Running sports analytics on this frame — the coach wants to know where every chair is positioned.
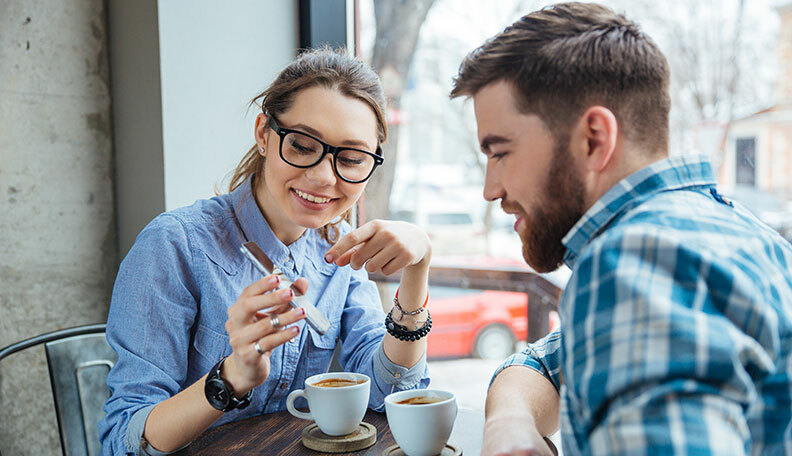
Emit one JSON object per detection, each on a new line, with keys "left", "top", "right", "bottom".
{"left": 0, "top": 323, "right": 116, "bottom": 456}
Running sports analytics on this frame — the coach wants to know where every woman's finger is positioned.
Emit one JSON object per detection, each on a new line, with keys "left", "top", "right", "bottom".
{"left": 231, "top": 287, "right": 293, "bottom": 322}
{"left": 247, "top": 307, "right": 306, "bottom": 343}
{"left": 350, "top": 238, "right": 387, "bottom": 270}
{"left": 380, "top": 252, "right": 412, "bottom": 276}
{"left": 324, "top": 220, "right": 381, "bottom": 263}
{"left": 241, "top": 275, "right": 281, "bottom": 298}
{"left": 363, "top": 242, "right": 399, "bottom": 274}
{"left": 253, "top": 303, "right": 291, "bottom": 321}
{"left": 334, "top": 244, "right": 363, "bottom": 267}
{"left": 251, "top": 325, "right": 301, "bottom": 357}
{"left": 292, "top": 277, "right": 309, "bottom": 296}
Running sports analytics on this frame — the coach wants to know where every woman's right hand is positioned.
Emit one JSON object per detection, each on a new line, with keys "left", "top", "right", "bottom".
{"left": 222, "top": 275, "right": 308, "bottom": 395}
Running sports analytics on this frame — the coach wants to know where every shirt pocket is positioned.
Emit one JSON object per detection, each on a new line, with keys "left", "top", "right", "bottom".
{"left": 304, "top": 265, "right": 344, "bottom": 372}
{"left": 304, "top": 261, "right": 345, "bottom": 349}
{"left": 191, "top": 324, "right": 231, "bottom": 373}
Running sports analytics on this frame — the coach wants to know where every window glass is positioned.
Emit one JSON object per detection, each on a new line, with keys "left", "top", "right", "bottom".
{"left": 359, "top": 0, "right": 790, "bottom": 416}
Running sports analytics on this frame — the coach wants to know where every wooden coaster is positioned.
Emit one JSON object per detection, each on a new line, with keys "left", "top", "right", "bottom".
{"left": 382, "top": 443, "right": 461, "bottom": 456}
{"left": 301, "top": 422, "right": 377, "bottom": 453}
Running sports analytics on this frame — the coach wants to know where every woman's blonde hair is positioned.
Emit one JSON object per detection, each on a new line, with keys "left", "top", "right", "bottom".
{"left": 229, "top": 47, "right": 388, "bottom": 243}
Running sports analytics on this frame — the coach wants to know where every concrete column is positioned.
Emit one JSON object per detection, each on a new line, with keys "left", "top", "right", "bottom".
{"left": 0, "top": 1, "right": 116, "bottom": 454}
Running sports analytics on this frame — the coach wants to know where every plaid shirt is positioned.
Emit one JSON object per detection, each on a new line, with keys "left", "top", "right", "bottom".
{"left": 494, "top": 155, "right": 792, "bottom": 455}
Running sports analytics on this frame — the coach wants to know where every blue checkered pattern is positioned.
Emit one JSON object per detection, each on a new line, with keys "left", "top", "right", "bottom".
{"left": 494, "top": 155, "right": 792, "bottom": 455}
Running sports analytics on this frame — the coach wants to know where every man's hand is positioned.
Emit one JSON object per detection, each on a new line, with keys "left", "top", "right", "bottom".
{"left": 482, "top": 415, "right": 556, "bottom": 456}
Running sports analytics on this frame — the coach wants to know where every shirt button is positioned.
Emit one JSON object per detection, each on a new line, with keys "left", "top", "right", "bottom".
{"left": 393, "top": 373, "right": 401, "bottom": 379}
{"left": 280, "top": 382, "right": 288, "bottom": 390}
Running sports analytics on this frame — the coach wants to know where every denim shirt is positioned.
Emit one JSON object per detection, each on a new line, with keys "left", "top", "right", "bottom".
{"left": 99, "top": 176, "right": 429, "bottom": 455}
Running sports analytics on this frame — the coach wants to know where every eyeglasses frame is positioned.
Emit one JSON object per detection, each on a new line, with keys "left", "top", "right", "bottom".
{"left": 266, "top": 115, "right": 384, "bottom": 184}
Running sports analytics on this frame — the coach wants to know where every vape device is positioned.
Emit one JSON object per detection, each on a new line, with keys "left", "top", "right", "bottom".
{"left": 240, "top": 241, "right": 331, "bottom": 335}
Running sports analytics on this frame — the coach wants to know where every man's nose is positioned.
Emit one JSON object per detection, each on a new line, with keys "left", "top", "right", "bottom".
{"left": 482, "top": 168, "right": 503, "bottom": 202}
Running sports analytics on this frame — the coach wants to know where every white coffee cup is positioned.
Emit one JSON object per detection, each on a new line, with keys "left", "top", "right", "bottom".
{"left": 385, "top": 389, "right": 457, "bottom": 456}
{"left": 286, "top": 372, "right": 370, "bottom": 436}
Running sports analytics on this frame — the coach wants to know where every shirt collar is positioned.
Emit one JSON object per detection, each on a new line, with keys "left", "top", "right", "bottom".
{"left": 562, "top": 154, "right": 716, "bottom": 268}
{"left": 231, "top": 175, "right": 310, "bottom": 274}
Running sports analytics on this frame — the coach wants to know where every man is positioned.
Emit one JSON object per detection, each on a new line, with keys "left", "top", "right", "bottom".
{"left": 450, "top": 3, "right": 792, "bottom": 455}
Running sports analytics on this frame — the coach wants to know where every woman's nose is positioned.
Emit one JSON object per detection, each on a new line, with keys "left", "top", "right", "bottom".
{"left": 305, "top": 154, "right": 337, "bottom": 185}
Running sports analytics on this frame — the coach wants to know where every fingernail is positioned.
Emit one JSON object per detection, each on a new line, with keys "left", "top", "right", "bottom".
{"left": 292, "top": 326, "right": 299, "bottom": 334}
{"left": 295, "top": 307, "right": 305, "bottom": 316}
{"left": 281, "top": 288, "right": 293, "bottom": 299}
{"left": 324, "top": 254, "right": 333, "bottom": 263}
{"left": 269, "top": 275, "right": 279, "bottom": 285}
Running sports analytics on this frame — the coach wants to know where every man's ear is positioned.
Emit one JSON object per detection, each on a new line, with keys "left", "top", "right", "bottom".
{"left": 254, "top": 113, "right": 269, "bottom": 156}
{"left": 576, "top": 106, "right": 618, "bottom": 172}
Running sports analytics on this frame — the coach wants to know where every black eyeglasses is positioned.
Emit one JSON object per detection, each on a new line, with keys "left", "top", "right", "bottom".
{"left": 267, "top": 116, "right": 384, "bottom": 184}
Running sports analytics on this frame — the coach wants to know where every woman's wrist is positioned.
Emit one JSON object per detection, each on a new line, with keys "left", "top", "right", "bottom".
{"left": 221, "top": 356, "right": 255, "bottom": 397}
{"left": 398, "top": 253, "right": 431, "bottom": 313}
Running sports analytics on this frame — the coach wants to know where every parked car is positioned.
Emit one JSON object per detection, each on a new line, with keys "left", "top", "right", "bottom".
{"left": 416, "top": 286, "right": 559, "bottom": 360}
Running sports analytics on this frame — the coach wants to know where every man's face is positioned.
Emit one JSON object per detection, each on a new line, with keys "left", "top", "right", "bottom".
{"left": 473, "top": 81, "right": 586, "bottom": 272}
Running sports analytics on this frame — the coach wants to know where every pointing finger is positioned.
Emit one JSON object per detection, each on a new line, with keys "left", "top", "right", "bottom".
{"left": 324, "top": 221, "right": 380, "bottom": 264}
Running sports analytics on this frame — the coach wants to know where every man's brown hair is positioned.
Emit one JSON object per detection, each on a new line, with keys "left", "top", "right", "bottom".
{"left": 451, "top": 2, "right": 671, "bottom": 153}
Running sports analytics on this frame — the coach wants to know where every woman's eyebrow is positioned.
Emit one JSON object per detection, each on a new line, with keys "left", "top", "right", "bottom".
{"left": 291, "top": 123, "right": 373, "bottom": 149}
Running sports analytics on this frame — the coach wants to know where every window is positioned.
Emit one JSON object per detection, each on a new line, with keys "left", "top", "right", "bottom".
{"left": 736, "top": 137, "right": 757, "bottom": 187}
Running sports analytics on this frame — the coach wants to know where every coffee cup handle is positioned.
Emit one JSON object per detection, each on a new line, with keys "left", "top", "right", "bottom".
{"left": 286, "top": 389, "right": 313, "bottom": 421}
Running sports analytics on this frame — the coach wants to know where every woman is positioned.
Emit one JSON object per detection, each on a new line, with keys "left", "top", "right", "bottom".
{"left": 99, "top": 48, "right": 432, "bottom": 455}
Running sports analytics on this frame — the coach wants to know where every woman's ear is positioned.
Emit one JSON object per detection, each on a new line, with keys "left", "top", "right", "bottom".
{"left": 577, "top": 106, "right": 618, "bottom": 173}
{"left": 254, "top": 113, "right": 269, "bottom": 156}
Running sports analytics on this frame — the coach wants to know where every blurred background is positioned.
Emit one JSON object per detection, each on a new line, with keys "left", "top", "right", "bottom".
{"left": 2, "top": 0, "right": 791, "bottom": 454}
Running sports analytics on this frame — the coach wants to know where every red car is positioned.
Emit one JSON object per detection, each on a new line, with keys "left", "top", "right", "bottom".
{"left": 422, "top": 286, "right": 559, "bottom": 359}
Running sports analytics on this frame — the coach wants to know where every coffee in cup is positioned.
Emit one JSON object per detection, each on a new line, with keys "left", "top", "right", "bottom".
{"left": 385, "top": 389, "right": 457, "bottom": 456}
{"left": 396, "top": 395, "right": 446, "bottom": 405}
{"left": 312, "top": 378, "right": 367, "bottom": 388}
{"left": 286, "top": 372, "right": 370, "bottom": 436}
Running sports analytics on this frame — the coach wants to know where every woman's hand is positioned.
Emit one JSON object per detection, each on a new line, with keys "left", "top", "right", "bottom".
{"left": 324, "top": 220, "right": 432, "bottom": 276}
{"left": 222, "top": 275, "right": 308, "bottom": 395}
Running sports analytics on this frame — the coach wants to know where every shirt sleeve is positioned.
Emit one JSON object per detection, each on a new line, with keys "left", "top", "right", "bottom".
{"left": 573, "top": 228, "right": 778, "bottom": 455}
{"left": 336, "top": 267, "right": 430, "bottom": 411}
{"left": 490, "top": 329, "right": 562, "bottom": 391}
{"left": 99, "top": 214, "right": 200, "bottom": 455}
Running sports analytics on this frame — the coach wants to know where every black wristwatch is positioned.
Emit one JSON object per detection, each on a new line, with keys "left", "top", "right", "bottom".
{"left": 204, "top": 357, "right": 253, "bottom": 412}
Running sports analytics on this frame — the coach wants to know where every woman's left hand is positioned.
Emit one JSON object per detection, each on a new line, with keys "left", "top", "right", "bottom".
{"left": 324, "top": 220, "right": 431, "bottom": 275}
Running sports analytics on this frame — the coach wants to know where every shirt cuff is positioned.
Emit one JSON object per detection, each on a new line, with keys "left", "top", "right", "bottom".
{"left": 373, "top": 342, "right": 427, "bottom": 390}
{"left": 126, "top": 404, "right": 191, "bottom": 456}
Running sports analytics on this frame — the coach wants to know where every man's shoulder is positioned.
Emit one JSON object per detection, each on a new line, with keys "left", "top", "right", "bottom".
{"left": 590, "top": 187, "right": 760, "bottom": 251}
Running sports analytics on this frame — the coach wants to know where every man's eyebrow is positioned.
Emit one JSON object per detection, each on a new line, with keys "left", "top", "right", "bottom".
{"left": 480, "top": 135, "right": 511, "bottom": 153}
{"left": 291, "top": 123, "right": 372, "bottom": 150}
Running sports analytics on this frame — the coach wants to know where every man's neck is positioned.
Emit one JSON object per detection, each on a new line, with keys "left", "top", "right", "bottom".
{"left": 584, "top": 148, "right": 668, "bottom": 211}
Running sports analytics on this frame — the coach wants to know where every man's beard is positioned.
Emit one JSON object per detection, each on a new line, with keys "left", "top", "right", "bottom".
{"left": 509, "top": 141, "right": 586, "bottom": 273}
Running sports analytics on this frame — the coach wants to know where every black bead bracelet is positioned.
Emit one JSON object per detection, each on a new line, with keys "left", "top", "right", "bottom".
{"left": 385, "top": 310, "right": 432, "bottom": 341}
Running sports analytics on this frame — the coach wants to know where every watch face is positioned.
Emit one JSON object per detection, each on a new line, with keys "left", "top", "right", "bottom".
{"left": 205, "top": 378, "right": 231, "bottom": 411}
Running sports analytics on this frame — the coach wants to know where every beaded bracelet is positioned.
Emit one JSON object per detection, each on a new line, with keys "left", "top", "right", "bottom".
{"left": 385, "top": 309, "right": 432, "bottom": 341}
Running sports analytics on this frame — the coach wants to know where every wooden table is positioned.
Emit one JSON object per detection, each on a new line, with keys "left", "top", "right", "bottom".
{"left": 176, "top": 408, "right": 484, "bottom": 455}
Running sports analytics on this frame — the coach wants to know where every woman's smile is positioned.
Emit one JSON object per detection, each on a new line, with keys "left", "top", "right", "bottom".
{"left": 291, "top": 188, "right": 338, "bottom": 210}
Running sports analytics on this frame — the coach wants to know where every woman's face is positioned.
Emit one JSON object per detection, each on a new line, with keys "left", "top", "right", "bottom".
{"left": 254, "top": 86, "right": 380, "bottom": 243}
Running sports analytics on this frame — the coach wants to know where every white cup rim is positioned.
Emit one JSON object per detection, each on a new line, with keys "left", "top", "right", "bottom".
{"left": 304, "top": 372, "right": 370, "bottom": 390}
{"left": 385, "top": 389, "right": 456, "bottom": 407}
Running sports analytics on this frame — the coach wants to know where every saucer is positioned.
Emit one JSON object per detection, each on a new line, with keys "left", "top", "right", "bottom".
{"left": 301, "top": 422, "right": 377, "bottom": 453}
{"left": 382, "top": 443, "right": 461, "bottom": 455}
